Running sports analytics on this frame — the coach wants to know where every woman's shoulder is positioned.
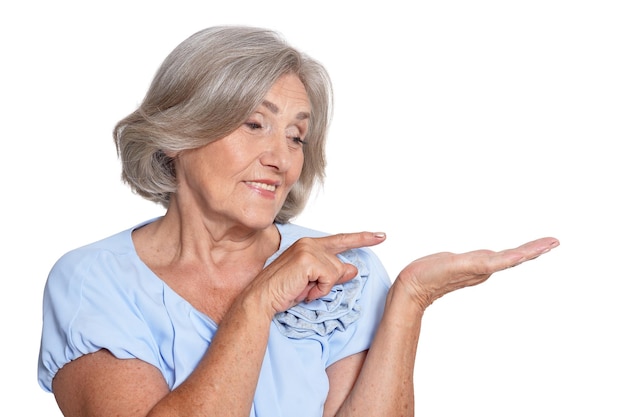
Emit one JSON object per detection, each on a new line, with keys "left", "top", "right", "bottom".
{"left": 47, "top": 218, "right": 157, "bottom": 285}
{"left": 52, "top": 228, "right": 131, "bottom": 269}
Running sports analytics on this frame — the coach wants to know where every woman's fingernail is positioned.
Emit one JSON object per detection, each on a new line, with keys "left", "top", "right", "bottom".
{"left": 374, "top": 232, "right": 386, "bottom": 238}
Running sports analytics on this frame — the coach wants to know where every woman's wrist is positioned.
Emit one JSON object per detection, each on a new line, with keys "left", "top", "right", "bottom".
{"left": 391, "top": 272, "right": 432, "bottom": 316}
{"left": 236, "top": 280, "right": 282, "bottom": 324}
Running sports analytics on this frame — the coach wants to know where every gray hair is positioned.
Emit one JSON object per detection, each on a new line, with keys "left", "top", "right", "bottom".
{"left": 113, "top": 26, "right": 333, "bottom": 223}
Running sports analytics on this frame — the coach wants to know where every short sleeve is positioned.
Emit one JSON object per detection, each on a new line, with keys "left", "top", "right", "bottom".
{"left": 38, "top": 247, "right": 168, "bottom": 392}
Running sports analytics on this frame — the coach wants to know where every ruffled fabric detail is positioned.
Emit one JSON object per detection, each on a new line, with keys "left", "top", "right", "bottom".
{"left": 273, "top": 250, "right": 369, "bottom": 339}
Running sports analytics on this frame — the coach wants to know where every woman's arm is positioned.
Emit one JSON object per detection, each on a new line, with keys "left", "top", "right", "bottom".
{"left": 332, "top": 237, "right": 560, "bottom": 417}
{"left": 52, "top": 287, "right": 274, "bottom": 417}
{"left": 52, "top": 350, "right": 170, "bottom": 416}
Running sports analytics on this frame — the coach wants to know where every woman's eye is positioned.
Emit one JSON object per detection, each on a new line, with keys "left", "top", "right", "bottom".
{"left": 289, "top": 136, "right": 306, "bottom": 148}
{"left": 245, "top": 121, "right": 263, "bottom": 130}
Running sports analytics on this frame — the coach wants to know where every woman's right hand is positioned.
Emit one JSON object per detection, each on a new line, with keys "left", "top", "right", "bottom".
{"left": 250, "top": 232, "right": 387, "bottom": 315}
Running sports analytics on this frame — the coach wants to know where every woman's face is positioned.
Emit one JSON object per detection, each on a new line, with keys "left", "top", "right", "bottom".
{"left": 175, "top": 73, "right": 311, "bottom": 230}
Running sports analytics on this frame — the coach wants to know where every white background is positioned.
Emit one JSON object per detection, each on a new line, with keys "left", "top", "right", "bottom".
{"left": 2, "top": 1, "right": 624, "bottom": 415}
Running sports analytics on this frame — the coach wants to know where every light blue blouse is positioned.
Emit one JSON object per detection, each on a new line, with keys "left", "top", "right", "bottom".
{"left": 38, "top": 219, "right": 391, "bottom": 417}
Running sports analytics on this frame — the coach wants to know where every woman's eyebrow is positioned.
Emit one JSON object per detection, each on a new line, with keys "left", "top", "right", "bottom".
{"left": 262, "top": 100, "right": 310, "bottom": 120}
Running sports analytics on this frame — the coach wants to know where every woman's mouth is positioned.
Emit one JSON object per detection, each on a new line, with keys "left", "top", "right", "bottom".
{"left": 245, "top": 181, "right": 277, "bottom": 192}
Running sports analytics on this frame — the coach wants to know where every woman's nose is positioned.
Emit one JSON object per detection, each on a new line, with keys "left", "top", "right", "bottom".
{"left": 260, "top": 133, "right": 291, "bottom": 171}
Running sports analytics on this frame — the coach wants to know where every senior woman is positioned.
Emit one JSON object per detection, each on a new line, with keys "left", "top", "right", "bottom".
{"left": 38, "top": 26, "right": 559, "bottom": 417}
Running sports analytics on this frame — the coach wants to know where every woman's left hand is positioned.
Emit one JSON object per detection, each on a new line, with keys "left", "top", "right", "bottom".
{"left": 395, "top": 237, "right": 560, "bottom": 311}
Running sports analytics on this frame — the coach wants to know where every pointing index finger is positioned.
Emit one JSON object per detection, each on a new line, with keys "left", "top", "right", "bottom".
{"left": 320, "top": 231, "right": 387, "bottom": 254}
